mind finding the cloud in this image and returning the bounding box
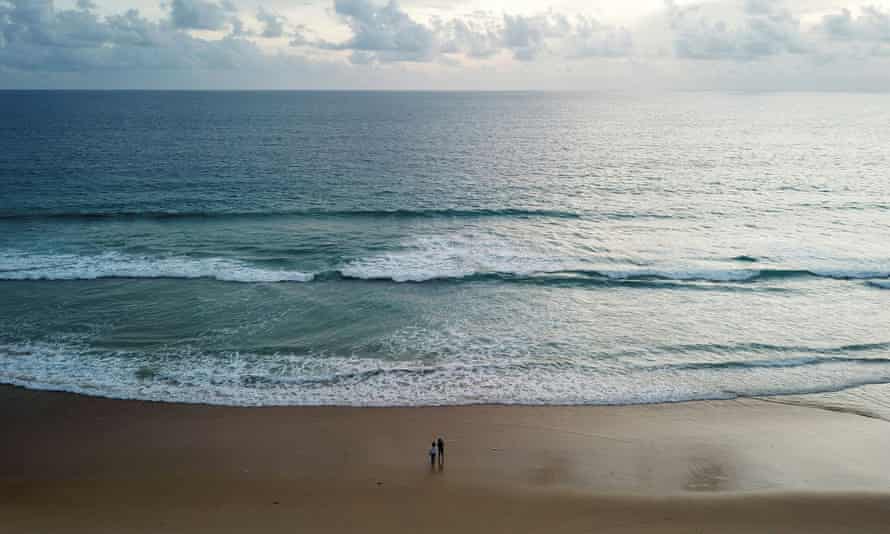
[1,0,889,90]
[325,0,437,62]
[230,15,246,36]
[289,26,308,46]
[742,0,773,16]
[437,17,500,59]
[807,6,890,58]
[256,6,285,38]
[168,0,235,31]
[0,0,261,72]
[562,15,633,58]
[501,14,550,61]
[817,6,890,43]
[666,0,804,60]
[323,0,632,63]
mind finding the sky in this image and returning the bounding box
[1,0,890,90]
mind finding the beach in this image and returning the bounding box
[3,385,890,533]
[5,50,890,534]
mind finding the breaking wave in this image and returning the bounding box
[0,252,314,283]
[2,250,890,287]
[0,208,582,221]
[3,338,890,407]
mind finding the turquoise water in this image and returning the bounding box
[2,91,890,406]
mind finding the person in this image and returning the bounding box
[429,441,437,467]
[436,437,445,467]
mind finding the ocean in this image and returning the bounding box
[1,90,889,408]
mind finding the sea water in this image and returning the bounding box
[2,90,890,407]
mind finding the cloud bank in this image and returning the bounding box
[318,0,632,63]
[0,0,264,72]
[1,0,889,89]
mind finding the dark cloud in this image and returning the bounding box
[667,0,803,60]
[230,15,246,36]
[2,0,888,90]
[256,6,285,38]
[742,0,774,16]
[665,2,890,63]
[563,15,633,58]
[501,14,550,61]
[324,0,631,63]
[168,0,234,31]
[0,0,632,74]
[0,0,260,72]
[817,6,890,43]
[436,17,500,59]
[326,0,437,62]
[288,23,309,46]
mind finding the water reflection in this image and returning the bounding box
[685,449,735,491]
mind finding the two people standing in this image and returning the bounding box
[428,436,445,468]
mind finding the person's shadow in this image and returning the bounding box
[428,457,444,475]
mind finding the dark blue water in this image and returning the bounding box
[2,90,890,406]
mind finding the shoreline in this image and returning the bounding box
[4,385,890,532]
[4,377,890,417]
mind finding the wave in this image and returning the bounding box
[0,268,780,291]
[0,252,314,283]
[649,355,890,372]
[1,264,889,287]
[4,338,890,407]
[865,280,890,290]
[618,341,890,359]
[0,207,582,221]
[336,267,890,284]
[2,249,889,287]
[333,236,888,284]
[731,255,760,263]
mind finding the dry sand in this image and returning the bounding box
[3,385,890,533]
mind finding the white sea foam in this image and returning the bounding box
[338,235,567,282]
[335,235,890,283]
[3,336,890,407]
[595,267,890,283]
[597,268,762,282]
[0,251,314,283]
[2,247,888,285]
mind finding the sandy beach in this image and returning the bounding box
[3,385,890,533]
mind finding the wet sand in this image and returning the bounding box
[3,385,890,533]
